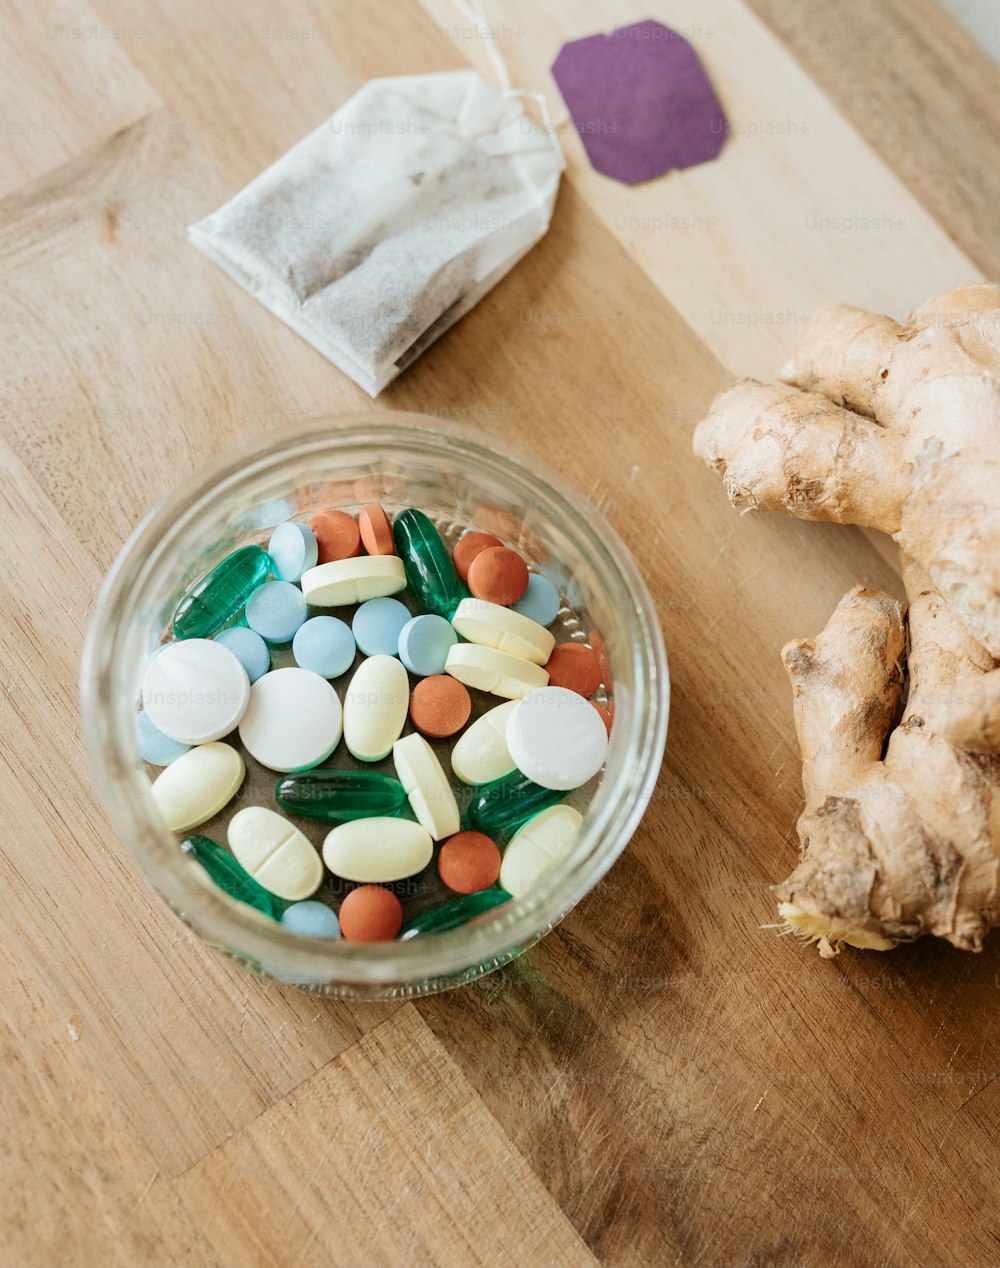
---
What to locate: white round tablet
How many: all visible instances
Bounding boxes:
[506,686,609,791]
[141,638,250,745]
[238,667,343,772]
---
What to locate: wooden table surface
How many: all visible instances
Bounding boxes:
[3,1,999,1264]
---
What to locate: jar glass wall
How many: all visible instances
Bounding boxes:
[81,414,668,997]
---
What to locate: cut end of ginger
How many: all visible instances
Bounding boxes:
[776,902,898,955]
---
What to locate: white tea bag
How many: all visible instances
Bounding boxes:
[189,70,563,396]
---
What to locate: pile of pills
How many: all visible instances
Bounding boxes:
[138,505,612,943]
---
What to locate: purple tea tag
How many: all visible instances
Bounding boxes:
[551,19,728,184]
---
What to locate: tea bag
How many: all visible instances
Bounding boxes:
[189,70,563,396]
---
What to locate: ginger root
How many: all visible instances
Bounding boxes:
[776,562,999,955]
[695,284,1000,659]
[693,285,1000,954]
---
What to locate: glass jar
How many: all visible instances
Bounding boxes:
[80,414,668,997]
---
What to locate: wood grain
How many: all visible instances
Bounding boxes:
[0,0,159,200]
[176,1006,597,1267]
[420,0,981,377]
[1,0,998,1264]
[0,439,400,1180]
[746,0,1000,281]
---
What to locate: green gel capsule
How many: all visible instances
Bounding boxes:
[464,772,565,836]
[180,835,282,919]
[400,889,512,939]
[172,546,271,640]
[392,509,464,618]
[275,769,407,823]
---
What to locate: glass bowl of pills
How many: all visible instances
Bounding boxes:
[81,413,668,997]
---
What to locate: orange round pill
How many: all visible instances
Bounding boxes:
[308,510,361,564]
[409,675,472,739]
[437,831,502,894]
[588,626,612,691]
[338,886,403,942]
[592,701,613,736]
[452,532,503,583]
[545,643,603,696]
[359,503,394,556]
[467,546,529,606]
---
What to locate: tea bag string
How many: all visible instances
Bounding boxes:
[451,0,566,171]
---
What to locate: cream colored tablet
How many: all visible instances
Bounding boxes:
[450,700,518,785]
[451,598,555,665]
[227,806,323,901]
[444,644,549,699]
[392,733,460,840]
[150,741,245,833]
[322,818,433,882]
[343,654,410,761]
[301,555,406,606]
[499,805,584,899]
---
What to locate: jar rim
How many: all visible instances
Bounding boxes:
[80,412,669,991]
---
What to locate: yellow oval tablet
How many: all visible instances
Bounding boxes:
[227,805,323,901]
[450,701,518,785]
[301,555,406,606]
[451,598,555,665]
[393,733,460,840]
[150,741,245,833]
[445,644,548,699]
[322,818,433,882]
[344,655,410,761]
[499,805,584,898]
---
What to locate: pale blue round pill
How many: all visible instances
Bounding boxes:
[135,709,191,766]
[213,626,271,683]
[245,580,308,644]
[268,521,318,583]
[352,597,411,658]
[293,616,356,678]
[398,614,457,676]
[281,901,341,938]
[512,573,561,627]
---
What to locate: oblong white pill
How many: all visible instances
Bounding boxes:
[499,805,584,898]
[141,638,250,745]
[445,644,549,699]
[450,700,518,785]
[301,555,406,606]
[322,818,433,882]
[506,686,609,790]
[392,733,460,840]
[344,655,410,762]
[238,667,343,772]
[451,598,555,666]
[150,741,245,833]
[228,805,323,900]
